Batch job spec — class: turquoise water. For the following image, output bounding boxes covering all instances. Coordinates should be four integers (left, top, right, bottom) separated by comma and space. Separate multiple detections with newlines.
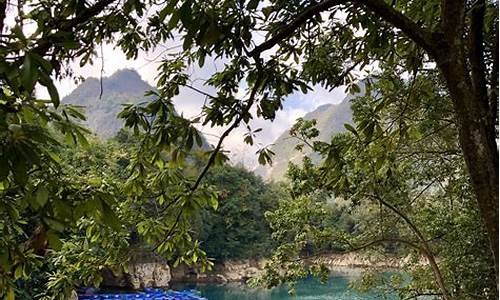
171, 271, 396, 300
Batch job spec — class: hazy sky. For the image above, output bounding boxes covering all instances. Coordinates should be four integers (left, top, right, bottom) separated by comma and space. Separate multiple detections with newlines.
4, 0, 351, 169
47, 43, 348, 169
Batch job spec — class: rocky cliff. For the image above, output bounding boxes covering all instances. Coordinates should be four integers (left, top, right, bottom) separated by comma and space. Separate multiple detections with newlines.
101, 250, 171, 289
255, 84, 368, 181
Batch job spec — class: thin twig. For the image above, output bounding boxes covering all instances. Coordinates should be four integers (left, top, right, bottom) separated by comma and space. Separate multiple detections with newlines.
99, 43, 104, 99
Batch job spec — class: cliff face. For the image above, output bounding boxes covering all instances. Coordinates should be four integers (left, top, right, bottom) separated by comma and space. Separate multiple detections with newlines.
255, 98, 352, 181
99, 251, 404, 288
255, 81, 368, 182
101, 250, 171, 289
170, 259, 266, 284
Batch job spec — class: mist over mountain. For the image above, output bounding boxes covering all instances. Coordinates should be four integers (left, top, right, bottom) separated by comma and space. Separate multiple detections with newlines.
256, 85, 366, 181
62, 69, 154, 137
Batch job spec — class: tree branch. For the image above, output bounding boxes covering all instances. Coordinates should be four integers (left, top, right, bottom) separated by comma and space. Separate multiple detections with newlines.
0, 0, 7, 36
368, 192, 452, 300
249, 0, 435, 59
440, 0, 466, 40
190, 74, 263, 191
489, 20, 498, 125
59, 0, 118, 30
359, 0, 435, 55
18, 0, 118, 65
248, 0, 347, 57
153, 69, 265, 251
469, 0, 489, 119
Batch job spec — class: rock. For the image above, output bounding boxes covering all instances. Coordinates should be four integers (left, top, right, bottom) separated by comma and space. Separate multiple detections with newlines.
215, 274, 228, 283
170, 259, 265, 284
101, 250, 172, 290
129, 262, 171, 289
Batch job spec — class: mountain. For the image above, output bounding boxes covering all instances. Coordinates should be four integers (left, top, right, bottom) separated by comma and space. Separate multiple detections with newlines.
62, 69, 154, 137
256, 84, 366, 181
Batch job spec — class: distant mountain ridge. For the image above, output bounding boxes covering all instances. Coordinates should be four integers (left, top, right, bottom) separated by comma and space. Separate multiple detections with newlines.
256, 84, 366, 181
62, 69, 154, 137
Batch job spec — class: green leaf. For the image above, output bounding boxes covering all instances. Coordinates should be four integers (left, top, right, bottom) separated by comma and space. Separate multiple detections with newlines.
179, 2, 192, 26
53, 199, 72, 219
344, 123, 358, 136
12, 160, 28, 186
364, 122, 375, 141
183, 36, 193, 50
47, 230, 63, 251
61, 40, 81, 50
12, 24, 26, 43
350, 83, 361, 94
14, 265, 23, 279
168, 11, 180, 29
22, 53, 38, 92
31, 53, 53, 72
6, 286, 14, 300
75, 129, 89, 148
35, 186, 49, 207
101, 201, 121, 230
47, 79, 60, 108
37, 71, 60, 107
43, 217, 65, 232
247, 0, 259, 10
208, 194, 218, 210
201, 27, 221, 46
194, 131, 203, 147
244, 135, 253, 145
0, 250, 9, 271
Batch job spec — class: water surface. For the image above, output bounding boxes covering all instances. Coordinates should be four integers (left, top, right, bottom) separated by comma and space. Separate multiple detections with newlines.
172, 269, 396, 300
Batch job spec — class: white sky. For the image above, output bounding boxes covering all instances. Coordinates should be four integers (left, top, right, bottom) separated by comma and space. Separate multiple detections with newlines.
41, 43, 348, 169
5, 0, 352, 169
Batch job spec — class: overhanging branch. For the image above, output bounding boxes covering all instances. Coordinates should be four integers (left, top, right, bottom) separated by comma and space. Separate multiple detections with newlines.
248, 0, 347, 57
359, 0, 435, 55
248, 0, 435, 58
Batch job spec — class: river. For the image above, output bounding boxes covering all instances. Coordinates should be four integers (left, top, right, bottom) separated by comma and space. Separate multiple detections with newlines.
171, 269, 398, 300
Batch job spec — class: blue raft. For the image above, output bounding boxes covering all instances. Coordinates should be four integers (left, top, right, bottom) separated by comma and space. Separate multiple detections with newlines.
78, 288, 207, 300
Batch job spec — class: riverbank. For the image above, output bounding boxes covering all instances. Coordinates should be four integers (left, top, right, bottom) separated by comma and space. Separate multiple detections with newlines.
170, 252, 403, 284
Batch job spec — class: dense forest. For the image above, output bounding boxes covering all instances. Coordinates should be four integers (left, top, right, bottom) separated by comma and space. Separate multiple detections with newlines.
0, 0, 498, 299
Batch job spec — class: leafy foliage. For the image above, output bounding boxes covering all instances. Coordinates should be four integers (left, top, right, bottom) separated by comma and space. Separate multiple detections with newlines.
258, 73, 497, 299
0, 0, 498, 298
194, 165, 282, 261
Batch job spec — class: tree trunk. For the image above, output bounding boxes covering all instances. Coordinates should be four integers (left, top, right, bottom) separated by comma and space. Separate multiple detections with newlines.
435, 47, 499, 280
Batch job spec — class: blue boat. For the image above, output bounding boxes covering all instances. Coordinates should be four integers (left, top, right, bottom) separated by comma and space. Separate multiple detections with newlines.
78, 288, 206, 300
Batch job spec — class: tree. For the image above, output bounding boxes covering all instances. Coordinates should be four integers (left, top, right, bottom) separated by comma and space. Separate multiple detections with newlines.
0, 0, 218, 297
1, 0, 497, 297
0, 0, 154, 296
115, 0, 499, 278
258, 73, 496, 299
194, 165, 281, 261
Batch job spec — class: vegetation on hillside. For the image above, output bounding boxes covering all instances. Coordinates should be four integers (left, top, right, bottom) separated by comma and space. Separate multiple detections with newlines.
256, 97, 352, 181
197, 165, 283, 261
11, 134, 282, 298
0, 0, 497, 298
